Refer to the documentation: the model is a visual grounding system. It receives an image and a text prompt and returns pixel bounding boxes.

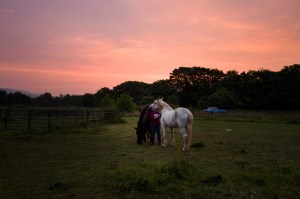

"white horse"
[151,98,193,151]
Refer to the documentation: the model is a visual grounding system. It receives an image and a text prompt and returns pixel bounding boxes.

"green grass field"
[0,115,300,198]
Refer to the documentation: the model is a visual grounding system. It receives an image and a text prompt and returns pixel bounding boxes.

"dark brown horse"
[135,104,151,145]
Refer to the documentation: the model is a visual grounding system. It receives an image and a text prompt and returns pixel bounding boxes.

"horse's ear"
[160,97,163,101]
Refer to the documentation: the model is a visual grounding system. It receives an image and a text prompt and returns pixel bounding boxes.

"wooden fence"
[0,108,116,131]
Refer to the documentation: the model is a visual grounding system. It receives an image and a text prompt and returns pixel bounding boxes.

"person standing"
[149,107,161,145]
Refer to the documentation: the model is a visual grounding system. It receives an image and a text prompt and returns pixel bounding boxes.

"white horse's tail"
[187,110,193,147]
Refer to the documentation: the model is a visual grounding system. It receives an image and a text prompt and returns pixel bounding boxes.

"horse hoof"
[163,143,167,147]
[182,148,188,151]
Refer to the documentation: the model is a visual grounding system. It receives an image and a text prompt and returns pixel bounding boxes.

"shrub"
[116,94,137,112]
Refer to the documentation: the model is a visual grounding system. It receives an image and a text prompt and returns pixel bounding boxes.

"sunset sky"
[0,0,299,96]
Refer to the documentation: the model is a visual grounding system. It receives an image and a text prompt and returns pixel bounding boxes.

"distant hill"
[0,88,40,98]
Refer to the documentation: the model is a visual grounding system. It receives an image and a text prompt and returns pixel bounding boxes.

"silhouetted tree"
[208,88,244,109]
[81,93,94,107]
[113,81,150,104]
[0,90,8,105]
[116,93,137,112]
[222,70,242,93]
[277,64,300,109]
[239,69,277,109]
[169,67,224,106]
[35,92,53,106]
[149,79,174,98]
[99,94,115,107]
[94,87,114,106]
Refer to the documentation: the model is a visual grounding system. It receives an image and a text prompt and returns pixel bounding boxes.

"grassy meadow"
[0,112,300,198]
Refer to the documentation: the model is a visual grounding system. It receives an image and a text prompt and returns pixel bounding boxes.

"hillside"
[0,88,40,98]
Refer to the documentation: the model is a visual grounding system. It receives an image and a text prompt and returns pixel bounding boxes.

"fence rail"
[0,108,116,131]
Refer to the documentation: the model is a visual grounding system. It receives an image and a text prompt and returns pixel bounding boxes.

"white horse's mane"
[158,99,173,111]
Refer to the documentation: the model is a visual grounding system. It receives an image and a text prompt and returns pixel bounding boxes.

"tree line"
[1,64,299,110]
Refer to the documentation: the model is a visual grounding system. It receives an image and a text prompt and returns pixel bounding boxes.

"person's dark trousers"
[150,123,161,144]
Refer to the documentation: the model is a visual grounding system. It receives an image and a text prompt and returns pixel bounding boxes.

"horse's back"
[160,107,192,128]
[175,107,192,118]
[161,110,177,127]
[175,107,193,125]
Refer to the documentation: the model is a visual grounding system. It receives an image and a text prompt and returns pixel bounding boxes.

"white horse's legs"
[161,125,167,147]
[179,127,188,151]
[170,128,175,146]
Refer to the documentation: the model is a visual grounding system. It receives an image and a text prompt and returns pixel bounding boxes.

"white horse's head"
[151,98,164,110]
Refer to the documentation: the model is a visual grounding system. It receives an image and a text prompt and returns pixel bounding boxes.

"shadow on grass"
[191,142,205,148]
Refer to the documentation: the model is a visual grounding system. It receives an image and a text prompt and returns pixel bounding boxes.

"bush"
[99,94,115,108]
[116,94,137,112]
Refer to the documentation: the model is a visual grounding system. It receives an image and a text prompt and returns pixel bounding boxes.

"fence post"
[92,110,95,121]
[86,109,89,127]
[76,108,78,126]
[28,110,32,130]
[48,111,52,129]
[61,110,64,126]
[4,109,8,130]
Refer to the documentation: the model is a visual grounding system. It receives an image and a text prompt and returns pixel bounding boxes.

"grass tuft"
[191,142,205,148]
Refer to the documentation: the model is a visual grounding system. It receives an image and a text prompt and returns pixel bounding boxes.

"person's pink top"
[149,110,160,126]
